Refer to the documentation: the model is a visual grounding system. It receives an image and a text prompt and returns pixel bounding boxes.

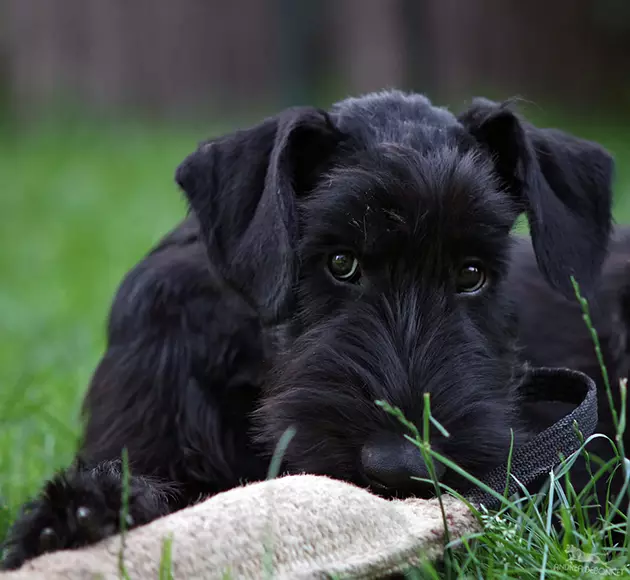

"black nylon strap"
[465,366,598,510]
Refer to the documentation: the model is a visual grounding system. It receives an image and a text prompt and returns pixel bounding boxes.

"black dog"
[1,90,615,569]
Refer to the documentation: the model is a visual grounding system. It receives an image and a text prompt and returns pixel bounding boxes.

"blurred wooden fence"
[1,0,629,117]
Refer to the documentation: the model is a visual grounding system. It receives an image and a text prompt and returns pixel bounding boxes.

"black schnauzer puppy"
[1,90,614,569]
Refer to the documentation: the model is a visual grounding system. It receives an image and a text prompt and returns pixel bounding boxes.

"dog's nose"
[361,435,444,491]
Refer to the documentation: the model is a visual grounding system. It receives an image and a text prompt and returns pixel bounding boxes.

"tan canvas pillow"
[0,474,478,580]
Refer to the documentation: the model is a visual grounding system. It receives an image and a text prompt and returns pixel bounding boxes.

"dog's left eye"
[328,252,361,282]
[456,260,487,294]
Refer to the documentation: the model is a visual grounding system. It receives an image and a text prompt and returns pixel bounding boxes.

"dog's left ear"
[458,98,614,298]
[175,107,344,321]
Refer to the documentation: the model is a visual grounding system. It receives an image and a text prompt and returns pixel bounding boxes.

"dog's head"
[176,91,614,496]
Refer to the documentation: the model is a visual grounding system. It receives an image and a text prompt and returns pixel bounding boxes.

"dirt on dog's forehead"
[330,89,465,149]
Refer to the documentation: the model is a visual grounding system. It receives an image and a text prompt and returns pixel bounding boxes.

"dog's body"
[2,90,622,569]
[510,230,630,428]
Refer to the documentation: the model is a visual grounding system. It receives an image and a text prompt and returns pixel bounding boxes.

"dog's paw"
[1,460,173,570]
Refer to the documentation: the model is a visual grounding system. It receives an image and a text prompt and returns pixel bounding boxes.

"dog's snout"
[360,435,444,492]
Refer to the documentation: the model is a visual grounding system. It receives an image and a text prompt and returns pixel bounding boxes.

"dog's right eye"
[328,252,361,282]
[455,260,487,294]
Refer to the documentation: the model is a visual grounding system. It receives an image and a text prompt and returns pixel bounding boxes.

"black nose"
[361,435,445,491]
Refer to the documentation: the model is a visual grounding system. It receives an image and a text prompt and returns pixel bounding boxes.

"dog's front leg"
[2,233,269,569]
[0,460,174,570]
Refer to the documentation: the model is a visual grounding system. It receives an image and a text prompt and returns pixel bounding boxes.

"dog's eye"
[328,252,361,282]
[456,260,487,294]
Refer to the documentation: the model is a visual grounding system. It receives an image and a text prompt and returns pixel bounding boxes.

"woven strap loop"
[466,366,598,509]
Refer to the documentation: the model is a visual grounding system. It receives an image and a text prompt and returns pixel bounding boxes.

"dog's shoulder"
[105,212,257,345]
[149,212,202,255]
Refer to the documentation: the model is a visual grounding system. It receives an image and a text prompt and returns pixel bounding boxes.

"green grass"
[0,118,199,535]
[1,112,630,577]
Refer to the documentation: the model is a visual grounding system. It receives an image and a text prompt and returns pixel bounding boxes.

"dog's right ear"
[175,108,344,322]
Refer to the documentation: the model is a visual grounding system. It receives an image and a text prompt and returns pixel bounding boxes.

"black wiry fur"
[0,461,174,570]
[1,90,618,568]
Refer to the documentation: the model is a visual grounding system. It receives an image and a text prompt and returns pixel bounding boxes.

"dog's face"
[271,140,522,492]
[176,91,614,496]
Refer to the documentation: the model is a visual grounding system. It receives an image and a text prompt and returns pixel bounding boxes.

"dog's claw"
[38,527,58,553]
[75,506,92,526]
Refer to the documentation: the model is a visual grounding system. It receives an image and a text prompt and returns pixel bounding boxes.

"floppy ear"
[458,98,614,298]
[175,107,344,322]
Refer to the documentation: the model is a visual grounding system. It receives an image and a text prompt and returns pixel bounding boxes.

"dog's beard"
[253,298,525,497]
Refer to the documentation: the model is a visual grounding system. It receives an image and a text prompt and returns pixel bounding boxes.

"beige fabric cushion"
[1,474,479,580]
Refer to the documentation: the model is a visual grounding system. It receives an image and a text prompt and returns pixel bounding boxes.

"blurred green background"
[2,0,630,538]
